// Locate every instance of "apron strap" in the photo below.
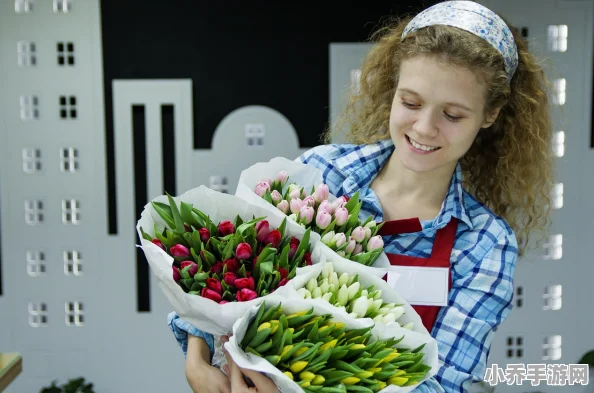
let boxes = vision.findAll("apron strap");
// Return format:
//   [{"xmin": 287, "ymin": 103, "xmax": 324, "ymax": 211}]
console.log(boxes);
[
  {"xmin": 378, "ymin": 218, "xmax": 422, "ymax": 236},
  {"xmin": 430, "ymin": 218, "xmax": 459, "ymax": 260}
]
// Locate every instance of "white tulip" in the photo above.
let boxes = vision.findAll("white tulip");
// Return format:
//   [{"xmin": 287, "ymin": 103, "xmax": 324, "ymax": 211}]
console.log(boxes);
[
  {"xmin": 338, "ymin": 272, "xmax": 350, "ymax": 287},
  {"xmin": 347, "ymin": 282, "xmax": 360, "ymax": 301},
  {"xmin": 369, "ymin": 299, "xmax": 383, "ymax": 314},
  {"xmin": 347, "ymin": 274, "xmax": 358, "ymax": 286},
  {"xmin": 337, "ymin": 285, "xmax": 350, "ymax": 306},
  {"xmin": 350, "ymin": 296, "xmax": 370, "ymax": 318},
  {"xmin": 402, "ymin": 322, "xmax": 414, "ymax": 330},
  {"xmin": 389, "ymin": 306, "xmax": 405, "ymax": 320},
  {"xmin": 337, "ymin": 251, "xmax": 346, "ymax": 257},
  {"xmin": 373, "ymin": 290, "xmax": 382, "ymax": 300},
  {"xmin": 383, "ymin": 313, "xmax": 397, "ymax": 324},
  {"xmin": 312, "ymin": 287, "xmax": 323, "ymax": 299},
  {"xmin": 288, "ymin": 213, "xmax": 298, "ymax": 222},
  {"xmin": 373, "ymin": 315, "xmax": 384, "ymax": 323},
  {"xmin": 306, "ymin": 278, "xmax": 318, "ymax": 293},
  {"xmin": 296, "ymin": 288, "xmax": 309, "ymax": 298},
  {"xmin": 330, "ymin": 272, "xmax": 340, "ymax": 289},
  {"xmin": 322, "ymin": 292, "xmax": 332, "ymax": 302},
  {"xmin": 320, "ymin": 281, "xmax": 330, "ymax": 294},
  {"xmin": 322, "ymin": 263, "xmax": 333, "ymax": 279},
  {"xmin": 348, "ymin": 312, "xmax": 359, "ymax": 319},
  {"xmin": 337, "ymin": 306, "xmax": 347, "ymax": 313},
  {"xmin": 377, "ymin": 307, "xmax": 391, "ymax": 315},
  {"xmin": 360, "ymin": 289, "xmax": 369, "ymax": 298}
]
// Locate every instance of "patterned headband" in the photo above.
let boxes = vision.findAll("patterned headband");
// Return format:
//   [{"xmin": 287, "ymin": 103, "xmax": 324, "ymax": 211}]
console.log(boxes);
[{"xmin": 401, "ymin": 1, "xmax": 519, "ymax": 81}]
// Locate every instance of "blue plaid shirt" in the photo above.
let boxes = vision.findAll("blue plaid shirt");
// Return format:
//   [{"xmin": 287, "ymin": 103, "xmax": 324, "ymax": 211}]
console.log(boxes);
[{"xmin": 168, "ymin": 139, "xmax": 517, "ymax": 393}]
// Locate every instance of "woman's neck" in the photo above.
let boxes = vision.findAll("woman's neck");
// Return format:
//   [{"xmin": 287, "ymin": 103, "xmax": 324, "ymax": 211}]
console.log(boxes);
[{"xmin": 373, "ymin": 153, "xmax": 456, "ymax": 214}]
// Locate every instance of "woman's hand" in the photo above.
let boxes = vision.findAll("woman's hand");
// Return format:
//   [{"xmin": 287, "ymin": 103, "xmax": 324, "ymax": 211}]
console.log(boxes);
[
  {"xmin": 185, "ymin": 334, "xmax": 231, "ymax": 393},
  {"xmin": 222, "ymin": 336, "xmax": 280, "ymax": 393}
]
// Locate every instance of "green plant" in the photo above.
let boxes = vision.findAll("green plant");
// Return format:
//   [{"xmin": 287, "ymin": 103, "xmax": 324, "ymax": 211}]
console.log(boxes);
[{"xmin": 40, "ymin": 377, "xmax": 95, "ymax": 393}]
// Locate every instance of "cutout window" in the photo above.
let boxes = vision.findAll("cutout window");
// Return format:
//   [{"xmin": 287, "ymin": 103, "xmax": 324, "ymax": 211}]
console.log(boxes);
[
  {"xmin": 20, "ymin": 95, "xmax": 39, "ymax": 120},
  {"xmin": 553, "ymin": 131, "xmax": 565, "ymax": 157},
  {"xmin": 53, "ymin": 0, "xmax": 71, "ymax": 13},
  {"xmin": 25, "ymin": 199, "xmax": 44, "ymax": 225},
  {"xmin": 28, "ymin": 302, "xmax": 48, "ymax": 327},
  {"xmin": 60, "ymin": 147, "xmax": 79, "ymax": 172},
  {"xmin": 543, "ymin": 234, "xmax": 562, "ymax": 260},
  {"xmin": 15, "ymin": 0, "xmax": 34, "ymax": 13},
  {"xmin": 506, "ymin": 336, "xmax": 524, "ymax": 358},
  {"xmin": 17, "ymin": 41, "xmax": 36, "ymax": 66},
  {"xmin": 547, "ymin": 25, "xmax": 568, "ymax": 53},
  {"xmin": 22, "ymin": 148, "xmax": 41, "ymax": 174},
  {"xmin": 64, "ymin": 251, "xmax": 83, "ymax": 276},
  {"xmin": 351, "ymin": 69, "xmax": 362, "ymax": 94},
  {"xmin": 57, "ymin": 42, "xmax": 75, "ymax": 66},
  {"xmin": 553, "ymin": 78, "xmax": 566, "ymax": 106},
  {"xmin": 62, "ymin": 199, "xmax": 81, "ymax": 224},
  {"xmin": 27, "ymin": 251, "xmax": 46, "ymax": 277},
  {"xmin": 209, "ymin": 176, "xmax": 229, "ymax": 194},
  {"xmin": 543, "ymin": 335, "xmax": 562, "ymax": 360},
  {"xmin": 543, "ymin": 284, "xmax": 562, "ymax": 311},
  {"xmin": 59, "ymin": 95, "xmax": 77, "ymax": 119},
  {"xmin": 515, "ymin": 286, "xmax": 523, "ymax": 308},
  {"xmin": 245, "ymin": 123, "xmax": 265, "ymax": 147},
  {"xmin": 552, "ymin": 183, "xmax": 563, "ymax": 209},
  {"xmin": 65, "ymin": 301, "xmax": 84, "ymax": 326}
]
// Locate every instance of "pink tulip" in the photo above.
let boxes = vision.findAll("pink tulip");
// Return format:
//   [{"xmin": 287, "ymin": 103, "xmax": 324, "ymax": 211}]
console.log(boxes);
[
  {"xmin": 367, "ymin": 235, "xmax": 384, "ymax": 252},
  {"xmin": 275, "ymin": 171, "xmax": 289, "ymax": 186},
  {"xmin": 335, "ymin": 196, "xmax": 348, "ymax": 208},
  {"xmin": 345, "ymin": 239, "xmax": 357, "ymax": 254},
  {"xmin": 277, "ymin": 199, "xmax": 289, "ymax": 214},
  {"xmin": 255, "ymin": 181, "xmax": 270, "ymax": 197},
  {"xmin": 299, "ymin": 206, "xmax": 315, "ymax": 225},
  {"xmin": 318, "ymin": 200, "xmax": 335, "ymax": 215},
  {"xmin": 315, "ymin": 210, "xmax": 332, "ymax": 230},
  {"xmin": 287, "ymin": 184, "xmax": 301, "ymax": 198},
  {"xmin": 290, "ymin": 198, "xmax": 303, "ymax": 214},
  {"xmin": 351, "ymin": 226, "xmax": 366, "ymax": 243},
  {"xmin": 334, "ymin": 207, "xmax": 349, "ymax": 226},
  {"xmin": 255, "ymin": 220, "xmax": 270, "ymax": 242},
  {"xmin": 170, "ymin": 244, "xmax": 190, "ymax": 258},
  {"xmin": 302, "ymin": 196, "xmax": 316, "ymax": 208},
  {"xmin": 313, "ymin": 184, "xmax": 329, "ymax": 204},
  {"xmin": 271, "ymin": 190, "xmax": 283, "ymax": 205},
  {"xmin": 333, "ymin": 233, "xmax": 347, "ymax": 248},
  {"xmin": 353, "ymin": 243, "xmax": 363, "ymax": 255},
  {"xmin": 236, "ymin": 243, "xmax": 253, "ymax": 260}
]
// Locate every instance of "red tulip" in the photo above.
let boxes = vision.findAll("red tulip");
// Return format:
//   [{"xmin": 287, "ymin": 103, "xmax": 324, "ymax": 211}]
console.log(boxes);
[
  {"xmin": 223, "ymin": 258, "xmax": 240, "ymax": 273},
  {"xmin": 180, "ymin": 261, "xmax": 199, "ymax": 277},
  {"xmin": 172, "ymin": 267, "xmax": 181, "ymax": 282},
  {"xmin": 278, "ymin": 278, "xmax": 288, "ymax": 287},
  {"xmin": 219, "ymin": 300, "xmax": 229, "ymax": 304},
  {"xmin": 279, "ymin": 268, "xmax": 288, "ymax": 279},
  {"xmin": 218, "ymin": 220, "xmax": 235, "ymax": 236},
  {"xmin": 201, "ymin": 288, "xmax": 222, "ymax": 303},
  {"xmin": 304, "ymin": 252, "xmax": 312, "ymax": 266},
  {"xmin": 210, "ymin": 261, "xmax": 224, "ymax": 274},
  {"xmin": 224, "ymin": 272, "xmax": 238, "ymax": 287},
  {"xmin": 264, "ymin": 230, "xmax": 281, "ymax": 248},
  {"xmin": 170, "ymin": 244, "xmax": 190, "ymax": 258},
  {"xmin": 198, "ymin": 228, "xmax": 210, "ymax": 242},
  {"xmin": 184, "ymin": 224, "xmax": 192, "ymax": 232},
  {"xmin": 152, "ymin": 239, "xmax": 166, "ymax": 250},
  {"xmin": 235, "ymin": 277, "xmax": 255, "ymax": 291},
  {"xmin": 236, "ymin": 288, "xmax": 258, "ymax": 302},
  {"xmin": 289, "ymin": 238, "xmax": 300, "ymax": 259},
  {"xmin": 206, "ymin": 278, "xmax": 223, "ymax": 294},
  {"xmin": 236, "ymin": 243, "xmax": 252, "ymax": 260},
  {"xmin": 255, "ymin": 220, "xmax": 270, "ymax": 242}
]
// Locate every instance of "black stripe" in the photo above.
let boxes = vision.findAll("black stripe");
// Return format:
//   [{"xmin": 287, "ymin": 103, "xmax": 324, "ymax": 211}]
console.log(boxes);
[
  {"xmin": 132, "ymin": 105, "xmax": 150, "ymax": 312},
  {"xmin": 161, "ymin": 105, "xmax": 176, "ymax": 195}
]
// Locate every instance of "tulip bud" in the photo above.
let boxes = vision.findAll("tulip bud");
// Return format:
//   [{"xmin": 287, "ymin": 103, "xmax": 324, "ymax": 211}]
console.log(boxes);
[
  {"xmin": 364, "ymin": 221, "xmax": 376, "ymax": 229},
  {"xmin": 370, "ymin": 299, "xmax": 383, "ymax": 314},
  {"xmin": 351, "ymin": 226, "xmax": 366, "ymax": 243},
  {"xmin": 336, "ymin": 306, "xmax": 347, "ymax": 313},
  {"xmin": 360, "ymin": 289, "xmax": 368, "ymax": 298},
  {"xmin": 312, "ymin": 287, "xmax": 323, "ymax": 299},
  {"xmin": 277, "ymin": 199, "xmax": 290, "ymax": 214},
  {"xmin": 345, "ymin": 239, "xmax": 356, "ymax": 255},
  {"xmin": 297, "ymin": 288, "xmax": 309, "ymax": 299},
  {"xmin": 337, "ymin": 250, "xmax": 346, "ymax": 257},
  {"xmin": 290, "ymin": 198, "xmax": 303, "ymax": 214},
  {"xmin": 382, "ymin": 313, "xmax": 397, "ymax": 324},
  {"xmin": 271, "ymin": 190, "xmax": 283, "ymax": 205},
  {"xmin": 289, "ymin": 188, "xmax": 301, "ymax": 199},
  {"xmin": 236, "ymin": 288, "xmax": 258, "ymax": 302},
  {"xmin": 287, "ymin": 183, "xmax": 300, "ymax": 195},
  {"xmin": 366, "ymin": 235, "xmax": 384, "ymax": 252},
  {"xmin": 389, "ymin": 306, "xmax": 405, "ymax": 320},
  {"xmin": 377, "ymin": 307, "xmax": 391, "ymax": 315},
  {"xmin": 218, "ymin": 220, "xmax": 235, "ymax": 236},
  {"xmin": 353, "ymin": 243, "xmax": 363, "ymax": 255},
  {"xmin": 327, "ymin": 284, "xmax": 336, "ymax": 294},
  {"xmin": 263, "ymin": 229, "xmax": 281, "ymax": 248},
  {"xmin": 313, "ymin": 184, "xmax": 329, "ymax": 203},
  {"xmin": 288, "ymin": 213, "xmax": 298, "ymax": 222},
  {"xmin": 172, "ymin": 266, "xmax": 181, "ymax": 282},
  {"xmin": 338, "ymin": 272, "xmax": 350, "ymax": 287},
  {"xmin": 330, "ymin": 272, "xmax": 340, "ymax": 289},
  {"xmin": 319, "ymin": 281, "xmax": 330, "ymax": 295},
  {"xmin": 321, "ymin": 231, "xmax": 335, "ymax": 247},
  {"xmin": 334, "ymin": 207, "xmax": 349, "ymax": 226},
  {"xmin": 201, "ymin": 287, "xmax": 222, "ymax": 303},
  {"xmin": 275, "ymin": 170, "xmax": 288, "ymax": 186},
  {"xmin": 224, "ymin": 272, "xmax": 238, "ymax": 287},
  {"xmin": 337, "ymin": 285, "xmax": 350, "ymax": 306},
  {"xmin": 348, "ymin": 312, "xmax": 359, "ymax": 319},
  {"xmin": 302, "ymin": 196, "xmax": 316, "ymax": 208},
  {"xmin": 347, "ymin": 282, "xmax": 360, "ymax": 301},
  {"xmin": 333, "ymin": 233, "xmax": 347, "ymax": 249},
  {"xmin": 255, "ymin": 181, "xmax": 270, "ymax": 197},
  {"xmin": 170, "ymin": 244, "xmax": 190, "ymax": 258},
  {"xmin": 322, "ymin": 292, "xmax": 333, "ymax": 302},
  {"xmin": 350, "ymin": 296, "xmax": 369, "ymax": 318},
  {"xmin": 373, "ymin": 315, "xmax": 384, "ymax": 323},
  {"xmin": 315, "ymin": 210, "xmax": 332, "ymax": 230},
  {"xmin": 334, "ymin": 196, "xmax": 348, "ymax": 208},
  {"xmin": 298, "ymin": 206, "xmax": 314, "ymax": 225},
  {"xmin": 318, "ymin": 200, "xmax": 335, "ymax": 215},
  {"xmin": 373, "ymin": 290, "xmax": 382, "ymax": 300},
  {"xmin": 402, "ymin": 322, "xmax": 414, "ymax": 330},
  {"xmin": 152, "ymin": 239, "xmax": 166, "ymax": 250},
  {"xmin": 255, "ymin": 220, "xmax": 270, "ymax": 242},
  {"xmin": 206, "ymin": 278, "xmax": 223, "ymax": 294},
  {"xmin": 236, "ymin": 242, "xmax": 252, "ymax": 260},
  {"xmin": 198, "ymin": 228, "xmax": 210, "ymax": 243},
  {"xmin": 321, "ymin": 263, "xmax": 333, "ymax": 280},
  {"xmin": 306, "ymin": 278, "xmax": 318, "ymax": 293}
]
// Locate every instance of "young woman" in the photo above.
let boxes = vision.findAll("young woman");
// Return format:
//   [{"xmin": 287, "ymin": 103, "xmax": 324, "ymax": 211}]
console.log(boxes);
[{"xmin": 171, "ymin": 1, "xmax": 554, "ymax": 392}]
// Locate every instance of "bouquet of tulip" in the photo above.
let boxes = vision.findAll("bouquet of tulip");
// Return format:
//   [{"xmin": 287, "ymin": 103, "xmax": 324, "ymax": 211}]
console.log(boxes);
[
  {"xmin": 139, "ymin": 193, "xmax": 313, "ymax": 304},
  {"xmin": 297, "ymin": 262, "xmax": 414, "ymax": 329},
  {"xmin": 224, "ymin": 299, "xmax": 439, "ymax": 393},
  {"xmin": 136, "ymin": 185, "xmax": 321, "ymax": 336}
]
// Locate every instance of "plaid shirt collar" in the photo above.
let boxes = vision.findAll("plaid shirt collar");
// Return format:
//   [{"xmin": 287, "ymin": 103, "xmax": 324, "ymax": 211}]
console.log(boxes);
[{"xmin": 335, "ymin": 139, "xmax": 474, "ymax": 230}]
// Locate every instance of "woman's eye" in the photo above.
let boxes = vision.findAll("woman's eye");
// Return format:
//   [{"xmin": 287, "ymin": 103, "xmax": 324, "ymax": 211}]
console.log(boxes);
[
  {"xmin": 402, "ymin": 101, "xmax": 418, "ymax": 108},
  {"xmin": 444, "ymin": 112, "xmax": 462, "ymax": 122}
]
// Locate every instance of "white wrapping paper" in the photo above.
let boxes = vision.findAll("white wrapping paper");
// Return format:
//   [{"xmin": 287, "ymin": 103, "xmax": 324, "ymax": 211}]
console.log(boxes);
[
  {"xmin": 225, "ymin": 298, "xmax": 440, "ymax": 393},
  {"xmin": 136, "ymin": 185, "xmax": 322, "ymax": 337}
]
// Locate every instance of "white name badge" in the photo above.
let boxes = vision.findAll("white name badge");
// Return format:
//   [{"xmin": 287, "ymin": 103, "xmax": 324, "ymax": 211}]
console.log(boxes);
[{"xmin": 386, "ymin": 266, "xmax": 449, "ymax": 307}]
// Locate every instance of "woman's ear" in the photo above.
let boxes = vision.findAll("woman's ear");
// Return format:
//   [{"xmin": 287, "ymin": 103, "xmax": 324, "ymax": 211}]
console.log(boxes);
[{"xmin": 481, "ymin": 106, "xmax": 502, "ymax": 129}]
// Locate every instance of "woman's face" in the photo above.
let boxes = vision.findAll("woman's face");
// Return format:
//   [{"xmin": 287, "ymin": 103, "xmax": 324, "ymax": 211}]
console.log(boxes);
[{"xmin": 389, "ymin": 55, "xmax": 497, "ymax": 175}]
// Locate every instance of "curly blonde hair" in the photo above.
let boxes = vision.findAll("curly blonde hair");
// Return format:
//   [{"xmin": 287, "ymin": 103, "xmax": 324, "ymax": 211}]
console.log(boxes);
[{"xmin": 325, "ymin": 14, "xmax": 555, "ymax": 256}]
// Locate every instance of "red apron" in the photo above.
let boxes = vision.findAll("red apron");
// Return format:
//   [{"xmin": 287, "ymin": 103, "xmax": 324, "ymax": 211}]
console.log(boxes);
[{"xmin": 378, "ymin": 217, "xmax": 458, "ymax": 332}]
